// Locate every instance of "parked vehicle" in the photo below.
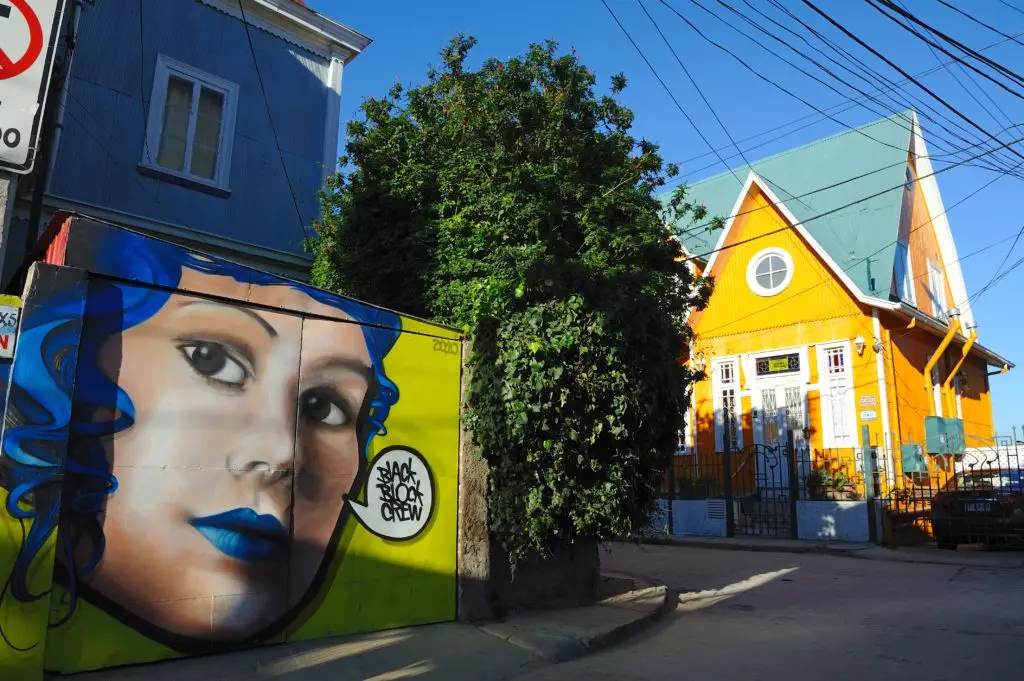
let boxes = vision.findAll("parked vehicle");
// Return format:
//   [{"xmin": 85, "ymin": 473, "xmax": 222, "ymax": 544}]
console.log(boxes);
[{"xmin": 930, "ymin": 469, "xmax": 1024, "ymax": 549}]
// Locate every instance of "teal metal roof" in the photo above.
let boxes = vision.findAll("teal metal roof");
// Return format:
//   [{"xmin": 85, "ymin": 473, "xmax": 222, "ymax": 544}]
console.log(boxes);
[{"xmin": 662, "ymin": 112, "xmax": 914, "ymax": 298}]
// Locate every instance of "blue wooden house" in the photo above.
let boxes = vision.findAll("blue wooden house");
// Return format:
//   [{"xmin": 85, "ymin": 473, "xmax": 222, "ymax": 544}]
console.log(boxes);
[{"xmin": 10, "ymin": 0, "xmax": 369, "ymax": 280}]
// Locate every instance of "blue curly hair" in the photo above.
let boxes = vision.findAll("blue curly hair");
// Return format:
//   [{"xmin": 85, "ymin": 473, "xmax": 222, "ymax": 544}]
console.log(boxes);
[{"xmin": 0, "ymin": 227, "xmax": 401, "ymax": 624}]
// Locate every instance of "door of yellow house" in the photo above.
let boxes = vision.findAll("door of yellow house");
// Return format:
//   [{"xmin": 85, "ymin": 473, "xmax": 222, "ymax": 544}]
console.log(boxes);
[{"xmin": 749, "ymin": 349, "xmax": 809, "ymax": 495}]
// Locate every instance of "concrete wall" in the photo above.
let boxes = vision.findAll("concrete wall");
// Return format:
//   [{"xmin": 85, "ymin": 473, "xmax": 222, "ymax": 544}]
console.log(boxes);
[{"xmin": 796, "ymin": 500, "xmax": 870, "ymax": 542}]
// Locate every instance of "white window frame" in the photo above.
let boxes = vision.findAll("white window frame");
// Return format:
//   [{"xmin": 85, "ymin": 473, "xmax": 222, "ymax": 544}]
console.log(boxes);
[
  {"xmin": 712, "ymin": 357, "xmax": 743, "ymax": 452},
  {"xmin": 141, "ymin": 54, "xmax": 239, "ymax": 191},
  {"xmin": 927, "ymin": 260, "xmax": 947, "ymax": 322},
  {"xmin": 817, "ymin": 341, "xmax": 858, "ymax": 449},
  {"xmin": 749, "ymin": 345, "xmax": 810, "ymax": 448},
  {"xmin": 894, "ymin": 241, "xmax": 916, "ymax": 306},
  {"xmin": 746, "ymin": 247, "xmax": 795, "ymax": 297}
]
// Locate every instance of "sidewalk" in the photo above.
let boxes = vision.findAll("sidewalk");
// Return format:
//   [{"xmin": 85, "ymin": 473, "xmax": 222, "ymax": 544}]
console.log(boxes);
[
  {"xmin": 638, "ymin": 534, "xmax": 1024, "ymax": 568},
  {"xmin": 57, "ymin": 575, "xmax": 672, "ymax": 681}
]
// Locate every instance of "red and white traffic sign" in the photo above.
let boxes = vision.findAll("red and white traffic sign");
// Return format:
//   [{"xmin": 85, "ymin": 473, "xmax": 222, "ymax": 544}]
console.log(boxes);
[{"xmin": 0, "ymin": 0, "xmax": 66, "ymax": 173}]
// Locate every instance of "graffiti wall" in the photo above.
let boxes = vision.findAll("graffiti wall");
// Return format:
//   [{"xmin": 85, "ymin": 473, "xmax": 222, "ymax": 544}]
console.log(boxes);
[{"xmin": 0, "ymin": 218, "xmax": 462, "ymax": 677}]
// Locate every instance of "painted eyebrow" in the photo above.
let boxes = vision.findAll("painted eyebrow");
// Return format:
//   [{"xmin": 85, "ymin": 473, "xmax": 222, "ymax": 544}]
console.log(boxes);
[
  {"xmin": 304, "ymin": 357, "xmax": 374, "ymax": 384},
  {"xmin": 178, "ymin": 300, "xmax": 279, "ymax": 338}
]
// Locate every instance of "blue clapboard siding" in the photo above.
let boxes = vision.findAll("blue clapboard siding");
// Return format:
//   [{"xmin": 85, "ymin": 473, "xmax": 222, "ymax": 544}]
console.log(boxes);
[{"xmin": 48, "ymin": 0, "xmax": 332, "ymax": 260}]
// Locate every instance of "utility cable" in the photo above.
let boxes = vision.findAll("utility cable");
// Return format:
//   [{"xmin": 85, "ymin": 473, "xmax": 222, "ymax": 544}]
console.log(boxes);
[
  {"xmin": 659, "ymin": 0, "xmax": 1022, "ymax": 178},
  {"xmin": 673, "ymin": 27, "xmax": 1024, "ymax": 178},
  {"xmin": 683, "ymin": 132, "xmax": 1024, "ymax": 262},
  {"xmin": 865, "ymin": 0, "xmax": 1024, "ymax": 101},
  {"xmin": 761, "ymin": 0, "xmax": 1022, "ymax": 174},
  {"xmin": 800, "ymin": 0, "xmax": 1024, "ymax": 166},
  {"xmin": 237, "ymin": 2, "xmax": 310, "ymax": 242}
]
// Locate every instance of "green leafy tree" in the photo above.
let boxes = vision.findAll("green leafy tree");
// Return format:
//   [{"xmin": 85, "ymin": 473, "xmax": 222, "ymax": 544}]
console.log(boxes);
[{"xmin": 310, "ymin": 36, "xmax": 713, "ymax": 564}]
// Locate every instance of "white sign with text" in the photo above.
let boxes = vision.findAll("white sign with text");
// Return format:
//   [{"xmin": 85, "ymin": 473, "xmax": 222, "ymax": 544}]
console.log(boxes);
[{"xmin": 0, "ymin": 0, "xmax": 66, "ymax": 173}]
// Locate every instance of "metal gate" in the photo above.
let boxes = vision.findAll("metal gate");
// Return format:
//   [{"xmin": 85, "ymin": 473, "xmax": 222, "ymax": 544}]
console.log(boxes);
[{"xmin": 724, "ymin": 441, "xmax": 799, "ymax": 538}]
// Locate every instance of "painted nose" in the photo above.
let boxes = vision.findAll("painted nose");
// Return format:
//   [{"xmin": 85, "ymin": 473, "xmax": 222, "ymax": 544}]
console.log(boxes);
[{"xmin": 228, "ymin": 385, "xmax": 297, "ymax": 486}]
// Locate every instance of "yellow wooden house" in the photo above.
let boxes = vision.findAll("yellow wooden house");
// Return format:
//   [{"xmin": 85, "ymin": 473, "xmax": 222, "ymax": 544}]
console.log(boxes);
[{"xmin": 665, "ymin": 111, "xmax": 1013, "ymax": 498}]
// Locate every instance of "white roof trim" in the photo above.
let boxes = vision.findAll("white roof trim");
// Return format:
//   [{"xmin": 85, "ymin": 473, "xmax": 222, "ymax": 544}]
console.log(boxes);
[
  {"xmin": 699, "ymin": 168, "xmax": 1011, "ymax": 369},
  {"xmin": 199, "ymin": 0, "xmax": 371, "ymax": 62},
  {"xmin": 703, "ymin": 171, "xmax": 873, "ymax": 305},
  {"xmin": 909, "ymin": 112, "xmax": 975, "ymax": 329}
]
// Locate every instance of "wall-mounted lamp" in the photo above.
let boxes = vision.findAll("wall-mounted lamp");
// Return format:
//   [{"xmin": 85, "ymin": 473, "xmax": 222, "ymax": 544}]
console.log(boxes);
[
  {"xmin": 872, "ymin": 337, "xmax": 884, "ymax": 354},
  {"xmin": 694, "ymin": 357, "xmax": 707, "ymax": 373},
  {"xmin": 854, "ymin": 335, "xmax": 866, "ymax": 355}
]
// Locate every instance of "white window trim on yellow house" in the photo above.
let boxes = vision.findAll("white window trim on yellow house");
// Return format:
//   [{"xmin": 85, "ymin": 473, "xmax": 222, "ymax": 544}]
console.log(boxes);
[
  {"xmin": 746, "ymin": 247, "xmax": 795, "ymax": 297},
  {"xmin": 712, "ymin": 356, "xmax": 743, "ymax": 451},
  {"xmin": 926, "ymin": 259, "xmax": 948, "ymax": 322},
  {"xmin": 816, "ymin": 341, "xmax": 858, "ymax": 450},
  {"xmin": 894, "ymin": 240, "xmax": 916, "ymax": 306},
  {"xmin": 696, "ymin": 167, "xmax": 1010, "ymax": 371},
  {"xmin": 748, "ymin": 345, "xmax": 810, "ymax": 449}
]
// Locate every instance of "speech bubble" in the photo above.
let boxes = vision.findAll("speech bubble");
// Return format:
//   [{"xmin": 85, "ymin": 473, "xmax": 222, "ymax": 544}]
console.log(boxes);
[{"xmin": 347, "ymin": 446, "xmax": 435, "ymax": 540}]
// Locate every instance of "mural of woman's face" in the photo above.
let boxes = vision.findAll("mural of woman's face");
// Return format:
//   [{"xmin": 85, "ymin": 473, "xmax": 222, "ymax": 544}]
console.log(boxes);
[{"xmin": 83, "ymin": 268, "xmax": 374, "ymax": 640}]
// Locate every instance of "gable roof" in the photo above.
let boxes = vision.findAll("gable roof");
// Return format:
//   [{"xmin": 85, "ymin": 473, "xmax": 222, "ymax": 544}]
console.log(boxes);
[{"xmin": 662, "ymin": 111, "xmax": 914, "ymax": 300}]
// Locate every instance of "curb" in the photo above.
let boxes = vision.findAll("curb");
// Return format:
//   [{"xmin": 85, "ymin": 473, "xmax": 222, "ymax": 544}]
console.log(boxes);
[
  {"xmin": 631, "ymin": 535, "xmax": 1024, "ymax": 568},
  {"xmin": 478, "ymin": 576, "xmax": 675, "ymax": 664},
  {"xmin": 575, "ymin": 582, "xmax": 676, "ymax": 661}
]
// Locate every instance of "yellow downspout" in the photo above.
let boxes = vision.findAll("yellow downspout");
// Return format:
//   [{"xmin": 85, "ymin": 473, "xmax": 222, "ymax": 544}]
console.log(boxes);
[
  {"xmin": 923, "ymin": 319, "xmax": 962, "ymax": 390},
  {"xmin": 943, "ymin": 329, "xmax": 976, "ymax": 416}
]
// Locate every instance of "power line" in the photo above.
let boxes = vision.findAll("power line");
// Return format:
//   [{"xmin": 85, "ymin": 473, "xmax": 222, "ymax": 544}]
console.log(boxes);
[
  {"xmin": 872, "ymin": 0, "xmax": 1024, "ymax": 87},
  {"xmin": 999, "ymin": 0, "xmax": 1024, "ymax": 18},
  {"xmin": 636, "ymin": 0, "xmax": 764, "ymax": 176},
  {"xmin": 935, "ymin": 0, "xmax": 1024, "ymax": 50},
  {"xmin": 760, "ymin": 0, "xmax": 1023, "ymax": 175},
  {"xmin": 673, "ymin": 27, "xmax": 1024, "ymax": 176},
  {"xmin": 236, "ymin": 2, "xmax": 310, "ymax": 243},
  {"xmin": 672, "ymin": 121, "xmax": 1024, "ymax": 242},
  {"xmin": 800, "ymin": 0, "xmax": 1024, "ymax": 166},
  {"xmin": 601, "ymin": 0, "xmax": 749, "ymax": 189},
  {"xmin": 684, "ymin": 131, "xmax": 1024, "ymax": 262},
  {"xmin": 893, "ymin": 0, "xmax": 1016, "ymax": 132},
  {"xmin": 865, "ymin": 0, "xmax": 1024, "ymax": 100},
  {"xmin": 657, "ymin": 0, "xmax": 1022, "ymax": 179}
]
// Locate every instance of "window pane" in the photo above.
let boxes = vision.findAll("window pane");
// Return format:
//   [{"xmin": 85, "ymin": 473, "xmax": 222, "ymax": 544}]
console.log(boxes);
[
  {"xmin": 156, "ymin": 76, "xmax": 193, "ymax": 171},
  {"xmin": 190, "ymin": 87, "xmax": 224, "ymax": 179},
  {"xmin": 755, "ymin": 254, "xmax": 787, "ymax": 291}
]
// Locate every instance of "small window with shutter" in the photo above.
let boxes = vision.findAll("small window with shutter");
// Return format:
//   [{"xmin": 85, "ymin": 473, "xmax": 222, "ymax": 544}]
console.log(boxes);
[{"xmin": 142, "ymin": 55, "xmax": 239, "ymax": 192}]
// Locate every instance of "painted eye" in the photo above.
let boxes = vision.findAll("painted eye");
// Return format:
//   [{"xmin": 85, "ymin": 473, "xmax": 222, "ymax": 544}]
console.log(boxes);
[
  {"xmin": 300, "ymin": 388, "xmax": 349, "ymax": 427},
  {"xmin": 180, "ymin": 342, "xmax": 248, "ymax": 387}
]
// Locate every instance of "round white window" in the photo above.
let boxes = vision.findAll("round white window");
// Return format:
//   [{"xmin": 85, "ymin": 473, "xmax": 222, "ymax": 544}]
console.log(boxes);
[{"xmin": 747, "ymin": 248, "xmax": 794, "ymax": 296}]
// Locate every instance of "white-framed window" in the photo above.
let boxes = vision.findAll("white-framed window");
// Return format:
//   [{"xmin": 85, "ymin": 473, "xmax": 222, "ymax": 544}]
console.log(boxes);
[
  {"xmin": 927, "ymin": 260, "xmax": 947, "ymax": 322},
  {"xmin": 894, "ymin": 241, "xmax": 916, "ymax": 305},
  {"xmin": 746, "ymin": 248, "xmax": 794, "ymax": 297},
  {"xmin": 712, "ymin": 358, "xmax": 743, "ymax": 451},
  {"xmin": 818, "ymin": 342, "xmax": 856, "ymax": 449},
  {"xmin": 141, "ymin": 55, "xmax": 239, "ymax": 191}
]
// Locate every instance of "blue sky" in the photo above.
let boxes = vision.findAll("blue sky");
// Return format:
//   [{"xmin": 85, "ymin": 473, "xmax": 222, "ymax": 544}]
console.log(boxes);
[{"xmin": 309, "ymin": 0, "xmax": 1024, "ymax": 435}]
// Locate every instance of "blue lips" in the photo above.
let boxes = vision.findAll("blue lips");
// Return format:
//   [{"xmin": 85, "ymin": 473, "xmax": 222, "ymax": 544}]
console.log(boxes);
[{"xmin": 189, "ymin": 508, "xmax": 287, "ymax": 562}]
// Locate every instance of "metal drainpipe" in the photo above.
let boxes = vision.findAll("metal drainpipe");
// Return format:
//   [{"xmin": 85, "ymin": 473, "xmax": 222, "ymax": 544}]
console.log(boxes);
[{"xmin": 46, "ymin": 0, "xmax": 85, "ymax": 192}]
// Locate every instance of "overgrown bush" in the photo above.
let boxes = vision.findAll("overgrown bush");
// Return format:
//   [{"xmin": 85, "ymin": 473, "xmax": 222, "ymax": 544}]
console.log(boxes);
[{"xmin": 309, "ymin": 36, "xmax": 713, "ymax": 565}]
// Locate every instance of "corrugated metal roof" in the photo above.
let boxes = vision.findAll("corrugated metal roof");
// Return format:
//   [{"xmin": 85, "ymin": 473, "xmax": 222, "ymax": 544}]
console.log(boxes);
[{"xmin": 662, "ymin": 111, "xmax": 914, "ymax": 298}]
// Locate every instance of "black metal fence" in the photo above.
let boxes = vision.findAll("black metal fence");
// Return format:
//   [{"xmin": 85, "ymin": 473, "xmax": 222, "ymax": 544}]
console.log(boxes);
[{"xmin": 660, "ymin": 430, "xmax": 1024, "ymax": 548}]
